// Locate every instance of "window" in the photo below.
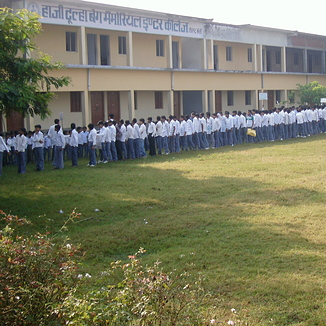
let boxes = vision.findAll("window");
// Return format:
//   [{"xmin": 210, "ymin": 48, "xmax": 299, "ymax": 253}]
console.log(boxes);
[
  {"xmin": 247, "ymin": 48, "xmax": 252, "ymax": 63},
  {"xmin": 100, "ymin": 35, "xmax": 110, "ymax": 66},
  {"xmin": 314, "ymin": 54, "xmax": 320, "ymax": 66},
  {"xmin": 156, "ymin": 40, "xmax": 164, "ymax": 57},
  {"xmin": 245, "ymin": 91, "xmax": 251, "ymax": 106},
  {"xmin": 70, "ymin": 92, "xmax": 82, "ymax": 112},
  {"xmin": 276, "ymin": 51, "xmax": 281, "ymax": 65},
  {"xmin": 226, "ymin": 46, "xmax": 232, "ymax": 61},
  {"xmin": 118, "ymin": 36, "xmax": 127, "ymax": 55},
  {"xmin": 155, "ymin": 91, "xmax": 163, "ymax": 109},
  {"xmin": 227, "ymin": 91, "xmax": 234, "ymax": 106},
  {"xmin": 294, "ymin": 52, "xmax": 299, "ymax": 65},
  {"xmin": 87, "ymin": 34, "xmax": 97, "ymax": 65},
  {"xmin": 66, "ymin": 31, "xmax": 77, "ymax": 52}
]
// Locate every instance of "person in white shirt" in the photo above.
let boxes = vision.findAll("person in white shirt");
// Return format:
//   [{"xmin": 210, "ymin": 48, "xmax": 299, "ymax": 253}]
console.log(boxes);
[
  {"xmin": 296, "ymin": 108, "xmax": 306, "ymax": 137},
  {"xmin": 97, "ymin": 121, "xmax": 108, "ymax": 163},
  {"xmin": 199, "ymin": 113, "xmax": 209, "ymax": 149},
  {"xmin": 185, "ymin": 115, "xmax": 195, "ymax": 150},
  {"xmin": 168, "ymin": 115, "xmax": 176, "ymax": 153},
  {"xmin": 87, "ymin": 123, "xmax": 97, "ymax": 166},
  {"xmin": 77, "ymin": 127, "xmax": 83, "ymax": 158},
  {"xmin": 192, "ymin": 114, "xmax": 200, "ymax": 149},
  {"xmin": 32, "ymin": 124, "xmax": 44, "ymax": 171},
  {"xmin": 261, "ymin": 111, "xmax": 269, "ymax": 142},
  {"xmin": 147, "ymin": 117, "xmax": 156, "ymax": 156},
  {"xmin": 238, "ymin": 111, "xmax": 247, "ymax": 144},
  {"xmin": 206, "ymin": 112, "xmax": 214, "ymax": 149},
  {"xmin": 53, "ymin": 125, "xmax": 65, "ymax": 169},
  {"xmin": 15, "ymin": 128, "xmax": 27, "ymax": 174},
  {"xmin": 82, "ymin": 126, "xmax": 89, "ymax": 157},
  {"xmin": 173, "ymin": 116, "xmax": 181, "ymax": 153},
  {"xmin": 0, "ymin": 132, "xmax": 10, "ymax": 176},
  {"xmin": 108, "ymin": 120, "xmax": 118, "ymax": 161},
  {"xmin": 43, "ymin": 134, "xmax": 52, "ymax": 162},
  {"xmin": 212, "ymin": 113, "xmax": 221, "ymax": 148},
  {"xmin": 161, "ymin": 116, "xmax": 170, "ymax": 155},
  {"xmin": 47, "ymin": 118, "xmax": 60, "ymax": 161},
  {"xmin": 155, "ymin": 116, "xmax": 163, "ymax": 155},
  {"xmin": 132, "ymin": 118, "xmax": 141, "ymax": 158},
  {"xmin": 70, "ymin": 123, "xmax": 79, "ymax": 167},
  {"xmin": 179, "ymin": 115, "xmax": 187, "ymax": 151},
  {"xmin": 125, "ymin": 120, "xmax": 135, "ymax": 159},
  {"xmin": 139, "ymin": 118, "xmax": 147, "ymax": 158},
  {"xmin": 224, "ymin": 111, "xmax": 233, "ymax": 146}
]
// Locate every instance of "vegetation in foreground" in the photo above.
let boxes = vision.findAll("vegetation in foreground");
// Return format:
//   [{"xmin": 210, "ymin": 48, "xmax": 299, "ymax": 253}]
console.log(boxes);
[{"xmin": 0, "ymin": 135, "xmax": 326, "ymax": 325}]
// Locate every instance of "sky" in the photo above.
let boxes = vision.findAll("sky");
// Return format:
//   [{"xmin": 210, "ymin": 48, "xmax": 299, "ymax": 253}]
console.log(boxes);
[{"xmin": 86, "ymin": 0, "xmax": 326, "ymax": 36}]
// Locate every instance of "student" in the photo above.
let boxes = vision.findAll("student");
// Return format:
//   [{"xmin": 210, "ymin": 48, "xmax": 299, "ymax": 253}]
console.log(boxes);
[
  {"xmin": 185, "ymin": 115, "xmax": 195, "ymax": 150},
  {"xmin": 125, "ymin": 120, "xmax": 135, "ymax": 160},
  {"xmin": 109, "ymin": 120, "xmax": 118, "ymax": 161},
  {"xmin": 54, "ymin": 125, "xmax": 65, "ymax": 169},
  {"xmin": 77, "ymin": 127, "xmax": 83, "ymax": 158},
  {"xmin": 87, "ymin": 123, "xmax": 97, "ymax": 166},
  {"xmin": 147, "ymin": 117, "xmax": 156, "ymax": 156},
  {"xmin": 70, "ymin": 123, "xmax": 79, "ymax": 167},
  {"xmin": 179, "ymin": 115, "xmax": 187, "ymax": 150},
  {"xmin": 47, "ymin": 118, "xmax": 60, "ymax": 161},
  {"xmin": 139, "ymin": 118, "xmax": 147, "ymax": 158},
  {"xmin": 161, "ymin": 116, "xmax": 169, "ymax": 155},
  {"xmin": 132, "ymin": 118, "xmax": 141, "ymax": 158},
  {"xmin": 15, "ymin": 128, "xmax": 27, "ymax": 174},
  {"xmin": 173, "ymin": 116, "xmax": 181, "ymax": 153},
  {"xmin": 0, "ymin": 132, "xmax": 10, "ymax": 176},
  {"xmin": 82, "ymin": 126, "xmax": 89, "ymax": 157},
  {"xmin": 104, "ymin": 121, "xmax": 113, "ymax": 162},
  {"xmin": 43, "ymin": 134, "xmax": 52, "ymax": 162},
  {"xmin": 155, "ymin": 116, "xmax": 163, "ymax": 155},
  {"xmin": 32, "ymin": 124, "xmax": 44, "ymax": 171}
]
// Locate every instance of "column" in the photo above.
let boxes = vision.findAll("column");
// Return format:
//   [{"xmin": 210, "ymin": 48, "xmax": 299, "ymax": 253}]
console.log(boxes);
[
  {"xmin": 167, "ymin": 90, "xmax": 173, "ymax": 116},
  {"xmin": 282, "ymin": 47, "xmax": 287, "ymax": 72},
  {"xmin": 167, "ymin": 35, "xmax": 173, "ymax": 69},
  {"xmin": 303, "ymin": 49, "xmax": 308, "ymax": 73},
  {"xmin": 203, "ymin": 39, "xmax": 207, "ymax": 70},
  {"xmin": 80, "ymin": 26, "xmax": 87, "ymax": 65},
  {"xmin": 259, "ymin": 44, "xmax": 264, "ymax": 71},
  {"xmin": 104, "ymin": 92, "xmax": 108, "ymax": 121},
  {"xmin": 202, "ymin": 90, "xmax": 208, "ymax": 112},
  {"xmin": 208, "ymin": 39, "xmax": 214, "ymax": 70},
  {"xmin": 253, "ymin": 44, "xmax": 258, "ymax": 71},
  {"xmin": 211, "ymin": 90, "xmax": 216, "ymax": 113},
  {"xmin": 128, "ymin": 90, "xmax": 135, "ymax": 120},
  {"xmin": 255, "ymin": 89, "xmax": 259, "ymax": 110},
  {"xmin": 127, "ymin": 31, "xmax": 133, "ymax": 67},
  {"xmin": 82, "ymin": 91, "xmax": 90, "ymax": 126}
]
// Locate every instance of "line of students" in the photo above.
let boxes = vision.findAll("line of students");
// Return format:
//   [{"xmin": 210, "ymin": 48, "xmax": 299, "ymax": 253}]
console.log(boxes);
[{"xmin": 0, "ymin": 105, "xmax": 325, "ymax": 175}]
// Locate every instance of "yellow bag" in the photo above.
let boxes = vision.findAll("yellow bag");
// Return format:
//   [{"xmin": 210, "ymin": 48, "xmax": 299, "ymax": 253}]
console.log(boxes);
[{"xmin": 247, "ymin": 128, "xmax": 256, "ymax": 137}]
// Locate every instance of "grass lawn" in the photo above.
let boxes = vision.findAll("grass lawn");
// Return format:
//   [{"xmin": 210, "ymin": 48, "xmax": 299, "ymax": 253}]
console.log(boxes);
[{"xmin": 1, "ymin": 135, "xmax": 326, "ymax": 325}]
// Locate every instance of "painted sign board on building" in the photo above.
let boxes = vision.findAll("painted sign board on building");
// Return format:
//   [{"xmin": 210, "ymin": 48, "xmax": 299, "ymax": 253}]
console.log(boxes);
[
  {"xmin": 25, "ymin": 1, "xmax": 204, "ymax": 38},
  {"xmin": 259, "ymin": 93, "xmax": 268, "ymax": 101}
]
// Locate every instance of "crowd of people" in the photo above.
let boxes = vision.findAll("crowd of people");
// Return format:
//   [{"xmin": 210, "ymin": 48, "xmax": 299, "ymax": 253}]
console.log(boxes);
[{"xmin": 0, "ymin": 105, "xmax": 326, "ymax": 176}]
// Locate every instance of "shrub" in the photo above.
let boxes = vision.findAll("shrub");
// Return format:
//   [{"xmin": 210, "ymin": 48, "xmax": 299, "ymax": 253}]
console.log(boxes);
[{"xmin": 0, "ymin": 210, "xmax": 81, "ymax": 326}]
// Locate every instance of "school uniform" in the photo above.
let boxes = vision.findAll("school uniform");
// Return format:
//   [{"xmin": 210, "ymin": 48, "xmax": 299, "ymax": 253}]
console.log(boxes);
[
  {"xmin": 88, "ymin": 128, "xmax": 97, "ymax": 166},
  {"xmin": 70, "ymin": 128, "xmax": 79, "ymax": 166},
  {"xmin": 147, "ymin": 121, "xmax": 156, "ymax": 156},
  {"xmin": 77, "ymin": 132, "xmax": 83, "ymax": 157},
  {"xmin": 15, "ymin": 134, "xmax": 27, "ymax": 174},
  {"xmin": 185, "ymin": 119, "xmax": 195, "ymax": 150},
  {"xmin": 54, "ymin": 131, "xmax": 65, "ymax": 169},
  {"xmin": 179, "ymin": 120, "xmax": 187, "ymax": 150},
  {"xmin": 174, "ymin": 119, "xmax": 181, "ymax": 153},
  {"xmin": 161, "ymin": 120, "xmax": 170, "ymax": 154},
  {"xmin": 109, "ymin": 125, "xmax": 118, "ymax": 161},
  {"xmin": 0, "ymin": 136, "xmax": 10, "ymax": 176},
  {"xmin": 139, "ymin": 123, "xmax": 147, "ymax": 157},
  {"xmin": 32, "ymin": 131, "xmax": 44, "ymax": 171},
  {"xmin": 155, "ymin": 120, "xmax": 163, "ymax": 154},
  {"xmin": 43, "ymin": 135, "xmax": 52, "ymax": 162},
  {"xmin": 192, "ymin": 117, "xmax": 200, "ymax": 149},
  {"xmin": 126, "ymin": 124, "xmax": 135, "ymax": 159},
  {"xmin": 99, "ymin": 126, "xmax": 108, "ymax": 162}
]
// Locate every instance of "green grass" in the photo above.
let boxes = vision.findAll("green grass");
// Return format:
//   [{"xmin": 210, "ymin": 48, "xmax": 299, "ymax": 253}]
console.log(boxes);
[{"xmin": 1, "ymin": 135, "xmax": 326, "ymax": 325}]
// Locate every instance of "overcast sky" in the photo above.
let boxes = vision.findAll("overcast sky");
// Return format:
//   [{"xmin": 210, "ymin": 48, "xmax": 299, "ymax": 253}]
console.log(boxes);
[{"xmin": 86, "ymin": 0, "xmax": 326, "ymax": 36}]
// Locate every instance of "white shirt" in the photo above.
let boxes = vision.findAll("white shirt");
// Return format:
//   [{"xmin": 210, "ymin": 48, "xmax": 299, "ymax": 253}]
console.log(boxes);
[
  {"xmin": 185, "ymin": 119, "xmax": 193, "ymax": 135},
  {"xmin": 70, "ymin": 129, "xmax": 79, "ymax": 147},
  {"xmin": 139, "ymin": 123, "xmax": 147, "ymax": 140},
  {"xmin": 88, "ymin": 128, "xmax": 97, "ymax": 144},
  {"xmin": 162, "ymin": 121, "xmax": 169, "ymax": 137},
  {"xmin": 0, "ymin": 136, "xmax": 9, "ymax": 153},
  {"xmin": 147, "ymin": 122, "xmax": 156, "ymax": 136},
  {"xmin": 32, "ymin": 131, "xmax": 44, "ymax": 148},
  {"xmin": 15, "ymin": 134, "xmax": 27, "ymax": 152},
  {"xmin": 155, "ymin": 120, "xmax": 163, "ymax": 137}
]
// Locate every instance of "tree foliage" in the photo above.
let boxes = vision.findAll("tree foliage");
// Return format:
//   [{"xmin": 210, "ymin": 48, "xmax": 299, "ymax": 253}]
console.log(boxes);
[
  {"xmin": 295, "ymin": 81, "xmax": 326, "ymax": 106},
  {"xmin": 0, "ymin": 8, "xmax": 71, "ymax": 119}
]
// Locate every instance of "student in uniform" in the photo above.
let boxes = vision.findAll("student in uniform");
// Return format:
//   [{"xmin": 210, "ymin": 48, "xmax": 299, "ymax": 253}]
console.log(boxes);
[
  {"xmin": 109, "ymin": 120, "xmax": 118, "ymax": 161},
  {"xmin": 139, "ymin": 118, "xmax": 148, "ymax": 158},
  {"xmin": 0, "ymin": 132, "xmax": 10, "ymax": 176},
  {"xmin": 155, "ymin": 116, "xmax": 163, "ymax": 155},
  {"xmin": 125, "ymin": 120, "xmax": 135, "ymax": 160},
  {"xmin": 32, "ymin": 124, "xmax": 44, "ymax": 171},
  {"xmin": 87, "ymin": 123, "xmax": 97, "ymax": 167},
  {"xmin": 15, "ymin": 128, "xmax": 27, "ymax": 174},
  {"xmin": 54, "ymin": 125, "xmax": 65, "ymax": 169},
  {"xmin": 70, "ymin": 123, "xmax": 79, "ymax": 167},
  {"xmin": 147, "ymin": 117, "xmax": 156, "ymax": 156}
]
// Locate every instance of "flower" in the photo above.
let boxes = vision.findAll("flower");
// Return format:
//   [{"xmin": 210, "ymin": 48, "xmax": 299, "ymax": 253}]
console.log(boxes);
[
  {"xmin": 85, "ymin": 273, "xmax": 92, "ymax": 278},
  {"xmin": 210, "ymin": 319, "xmax": 216, "ymax": 324},
  {"xmin": 66, "ymin": 244, "xmax": 72, "ymax": 249},
  {"xmin": 227, "ymin": 320, "xmax": 235, "ymax": 325},
  {"xmin": 231, "ymin": 308, "xmax": 237, "ymax": 314}
]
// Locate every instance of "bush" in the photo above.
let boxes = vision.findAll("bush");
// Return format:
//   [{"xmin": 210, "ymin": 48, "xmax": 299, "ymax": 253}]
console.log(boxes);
[
  {"xmin": 63, "ymin": 249, "xmax": 211, "ymax": 325},
  {"xmin": 0, "ymin": 210, "xmax": 81, "ymax": 326}
]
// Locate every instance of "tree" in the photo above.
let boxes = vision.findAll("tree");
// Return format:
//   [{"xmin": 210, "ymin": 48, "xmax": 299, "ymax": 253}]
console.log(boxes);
[
  {"xmin": 0, "ymin": 8, "xmax": 70, "ymax": 119},
  {"xmin": 295, "ymin": 81, "xmax": 326, "ymax": 106}
]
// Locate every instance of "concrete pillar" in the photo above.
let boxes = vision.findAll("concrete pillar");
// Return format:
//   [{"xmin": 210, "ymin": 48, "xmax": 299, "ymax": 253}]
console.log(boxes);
[
  {"xmin": 253, "ymin": 44, "xmax": 257, "ymax": 71},
  {"xmin": 259, "ymin": 44, "xmax": 264, "ymax": 71},
  {"xmin": 303, "ymin": 49, "xmax": 308, "ymax": 73},
  {"xmin": 127, "ymin": 31, "xmax": 133, "ymax": 67},
  {"xmin": 103, "ymin": 92, "xmax": 108, "ymax": 121},
  {"xmin": 167, "ymin": 90, "xmax": 173, "ymax": 116},
  {"xmin": 128, "ymin": 90, "xmax": 135, "ymax": 121},
  {"xmin": 203, "ymin": 39, "xmax": 207, "ymax": 70},
  {"xmin": 167, "ymin": 35, "xmax": 173, "ymax": 69},
  {"xmin": 211, "ymin": 90, "xmax": 216, "ymax": 113},
  {"xmin": 80, "ymin": 26, "xmax": 87, "ymax": 65},
  {"xmin": 202, "ymin": 90, "xmax": 208, "ymax": 112},
  {"xmin": 255, "ymin": 89, "xmax": 259, "ymax": 110},
  {"xmin": 82, "ymin": 91, "xmax": 90, "ymax": 126},
  {"xmin": 282, "ymin": 47, "xmax": 287, "ymax": 72}
]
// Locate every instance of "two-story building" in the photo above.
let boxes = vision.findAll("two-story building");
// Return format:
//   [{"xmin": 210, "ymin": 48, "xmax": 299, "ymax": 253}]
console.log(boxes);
[{"xmin": 1, "ymin": 0, "xmax": 326, "ymax": 131}]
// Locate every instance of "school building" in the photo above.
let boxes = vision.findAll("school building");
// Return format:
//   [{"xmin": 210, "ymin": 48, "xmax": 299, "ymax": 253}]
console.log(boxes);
[{"xmin": 2, "ymin": 0, "xmax": 326, "ymax": 131}]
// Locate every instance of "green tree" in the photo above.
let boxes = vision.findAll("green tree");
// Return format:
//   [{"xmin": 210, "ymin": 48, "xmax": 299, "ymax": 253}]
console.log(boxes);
[
  {"xmin": 295, "ymin": 81, "xmax": 326, "ymax": 106},
  {"xmin": 0, "ymin": 8, "xmax": 70, "ymax": 119}
]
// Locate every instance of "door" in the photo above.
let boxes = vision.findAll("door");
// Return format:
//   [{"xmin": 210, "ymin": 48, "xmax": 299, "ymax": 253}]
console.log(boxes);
[
  {"xmin": 91, "ymin": 91, "xmax": 104, "ymax": 124},
  {"xmin": 172, "ymin": 41, "xmax": 179, "ymax": 69},
  {"xmin": 6, "ymin": 111, "xmax": 24, "ymax": 131},
  {"xmin": 215, "ymin": 91, "xmax": 222, "ymax": 112},
  {"xmin": 107, "ymin": 91, "xmax": 120, "ymax": 121},
  {"xmin": 267, "ymin": 90, "xmax": 274, "ymax": 110},
  {"xmin": 173, "ymin": 91, "xmax": 181, "ymax": 117},
  {"xmin": 213, "ymin": 45, "xmax": 218, "ymax": 70}
]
